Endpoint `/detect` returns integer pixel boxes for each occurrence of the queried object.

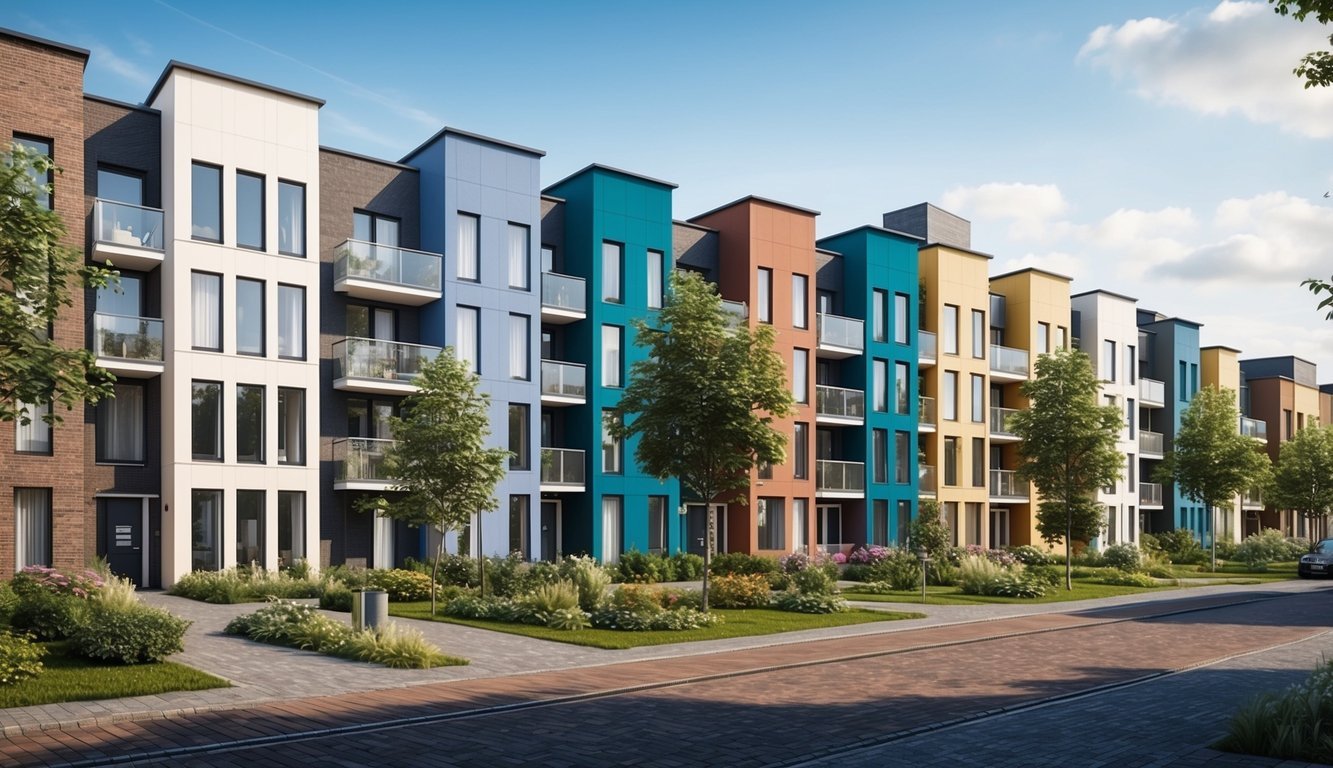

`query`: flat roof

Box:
[84,93,160,116]
[400,126,545,165]
[689,194,821,222]
[319,145,418,172]
[815,247,841,257]
[1201,344,1244,353]
[541,193,565,204]
[673,219,717,233]
[146,60,325,108]
[817,223,925,243]
[0,27,89,63]
[1071,288,1139,303]
[1138,313,1203,329]
[919,242,994,260]
[990,266,1073,283]
[1240,354,1318,367]
[544,163,677,193]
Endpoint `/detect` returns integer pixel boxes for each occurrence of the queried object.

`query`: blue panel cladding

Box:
[816,227,920,545]
[1142,316,1204,539]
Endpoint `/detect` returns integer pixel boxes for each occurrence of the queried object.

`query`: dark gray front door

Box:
[104,498,143,585]
[686,505,707,556]
[540,500,560,562]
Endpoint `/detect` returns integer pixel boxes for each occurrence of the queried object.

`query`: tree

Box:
[1156,387,1273,570]
[1271,1,1333,88]
[611,271,794,611]
[359,353,509,613]
[1269,423,1333,540]
[1301,276,1333,320]
[1008,348,1124,590]
[1,142,115,425]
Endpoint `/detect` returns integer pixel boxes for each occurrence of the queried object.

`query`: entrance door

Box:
[104,498,143,586]
[817,504,842,554]
[540,500,561,561]
[685,504,727,555]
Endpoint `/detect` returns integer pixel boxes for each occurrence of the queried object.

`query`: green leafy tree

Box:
[1301,276,1333,320]
[359,353,509,613]
[1269,423,1333,541]
[1156,387,1273,570]
[611,271,794,610]
[1008,348,1125,589]
[908,498,950,559]
[1271,0,1333,88]
[1,143,115,425]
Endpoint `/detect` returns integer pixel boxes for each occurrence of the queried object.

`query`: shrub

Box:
[1284,537,1314,560]
[367,569,435,602]
[288,612,351,653]
[345,622,454,669]
[1071,548,1105,567]
[523,580,580,615]
[772,592,847,613]
[320,580,354,612]
[564,556,613,611]
[927,560,958,587]
[1236,529,1295,571]
[482,553,531,598]
[709,552,778,577]
[1102,544,1143,572]
[607,584,665,614]
[957,555,1007,595]
[669,552,704,580]
[0,581,16,626]
[1028,565,1064,587]
[1008,545,1052,566]
[1218,657,1333,762]
[961,545,1017,567]
[846,545,892,565]
[546,607,591,630]
[11,590,86,640]
[168,570,251,604]
[433,554,479,587]
[869,549,924,591]
[525,561,563,587]
[617,549,665,584]
[226,601,319,644]
[985,571,1047,598]
[69,602,190,664]
[1154,528,1205,564]
[228,601,457,669]
[322,564,372,589]
[791,566,835,596]
[11,565,104,600]
[0,632,45,686]
[1145,563,1177,579]
[95,575,140,612]
[1097,570,1158,588]
[910,500,952,558]
[1215,539,1239,560]
[708,574,771,608]
[841,564,873,582]
[245,569,322,600]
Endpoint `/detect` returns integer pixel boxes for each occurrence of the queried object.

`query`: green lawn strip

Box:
[0,642,229,709]
[842,581,1163,606]
[388,603,922,650]
[1165,561,1298,580]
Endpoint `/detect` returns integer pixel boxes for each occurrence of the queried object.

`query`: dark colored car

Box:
[1298,539,1333,578]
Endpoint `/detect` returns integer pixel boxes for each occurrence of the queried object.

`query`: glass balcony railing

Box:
[541,447,585,486]
[1140,482,1163,506]
[815,384,865,421]
[990,406,1020,437]
[332,338,442,382]
[1239,416,1268,441]
[93,199,164,251]
[541,272,586,314]
[817,459,865,493]
[92,312,163,362]
[1242,487,1264,506]
[334,239,441,293]
[918,396,937,428]
[721,299,749,326]
[1139,430,1164,454]
[1138,377,1165,404]
[333,438,395,483]
[541,360,587,400]
[817,313,864,352]
[919,330,937,360]
[990,344,1029,377]
[990,469,1029,498]
[919,464,937,493]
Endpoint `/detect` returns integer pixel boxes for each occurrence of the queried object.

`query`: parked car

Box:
[1298,539,1333,578]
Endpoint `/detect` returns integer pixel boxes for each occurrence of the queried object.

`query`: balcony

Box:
[816,459,865,498]
[541,360,587,406]
[1139,377,1165,408]
[989,344,1029,381]
[1240,416,1268,442]
[91,199,164,271]
[333,438,397,492]
[1139,430,1164,458]
[721,300,749,328]
[1139,482,1163,508]
[989,406,1021,443]
[989,469,1029,500]
[1241,487,1264,509]
[815,384,865,426]
[918,330,937,368]
[541,272,586,324]
[92,313,164,378]
[919,464,937,495]
[541,447,586,492]
[918,396,937,432]
[816,313,864,359]
[332,337,442,396]
[333,239,442,306]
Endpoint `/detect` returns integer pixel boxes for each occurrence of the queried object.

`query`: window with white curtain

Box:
[277,180,305,256]
[508,313,529,380]
[97,383,144,463]
[15,488,51,570]
[792,274,808,329]
[793,348,808,403]
[601,496,622,564]
[508,223,529,290]
[647,250,664,309]
[15,401,50,453]
[602,410,623,474]
[601,325,622,387]
[457,213,479,280]
[791,499,807,552]
[278,491,305,567]
[191,271,221,350]
[456,306,479,373]
[873,359,888,412]
[277,388,305,465]
[758,268,772,323]
[602,242,622,303]
[374,513,394,569]
[648,496,667,554]
[277,284,305,359]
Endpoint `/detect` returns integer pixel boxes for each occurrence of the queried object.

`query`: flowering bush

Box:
[961,545,1017,567]
[227,601,456,668]
[68,602,190,664]
[11,565,104,600]
[708,574,772,608]
[1008,545,1053,566]
[1102,544,1142,572]
[846,546,891,565]
[831,552,848,564]
[367,569,435,602]
[772,592,847,614]
[0,632,45,686]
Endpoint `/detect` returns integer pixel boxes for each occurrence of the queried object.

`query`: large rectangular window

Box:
[354,211,399,246]
[1104,340,1117,382]
[943,305,959,354]
[278,491,306,567]
[456,306,479,373]
[277,388,305,465]
[602,241,623,303]
[894,293,909,344]
[277,180,305,256]
[15,401,50,454]
[509,313,530,380]
[191,162,221,242]
[236,278,265,356]
[508,404,530,470]
[873,289,888,342]
[648,496,668,554]
[792,499,808,553]
[602,497,622,564]
[757,497,785,550]
[872,500,889,546]
[792,274,808,329]
[14,488,52,570]
[895,431,910,483]
[602,325,622,387]
[873,428,888,484]
[508,223,530,290]
[895,361,910,414]
[236,490,265,566]
[942,371,958,421]
[236,384,265,464]
[873,359,888,412]
[457,213,480,280]
[192,381,222,461]
[758,268,773,323]
[602,410,623,474]
[793,422,809,479]
[793,348,809,403]
[972,437,985,487]
[1037,322,1050,355]
[509,495,530,560]
[972,310,985,359]
[15,136,52,210]
[971,374,984,423]
[191,490,221,571]
[191,271,221,351]
[277,284,305,360]
[236,171,265,250]
[97,383,144,463]
[943,436,959,486]
[647,250,664,309]
[1127,345,1137,384]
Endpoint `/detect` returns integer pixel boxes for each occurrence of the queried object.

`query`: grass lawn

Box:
[1162,561,1299,581]
[389,603,923,650]
[842,581,1166,605]
[0,642,229,709]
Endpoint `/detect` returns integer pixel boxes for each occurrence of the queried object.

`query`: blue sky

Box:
[7,0,1333,377]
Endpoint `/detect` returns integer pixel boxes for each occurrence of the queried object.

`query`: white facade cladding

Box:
[150,65,324,584]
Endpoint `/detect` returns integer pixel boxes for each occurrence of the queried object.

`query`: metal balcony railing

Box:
[541,360,587,400]
[1139,430,1164,454]
[333,438,395,483]
[541,447,585,486]
[1139,482,1163,506]
[918,396,937,428]
[1242,487,1264,507]
[816,384,865,420]
[333,239,442,293]
[990,469,1029,498]
[817,313,864,351]
[541,272,586,314]
[93,199,164,251]
[817,459,865,493]
[990,344,1029,377]
[92,312,163,361]
[333,337,442,382]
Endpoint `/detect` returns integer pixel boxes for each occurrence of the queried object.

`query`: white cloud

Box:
[88,43,153,88]
[940,182,1069,240]
[1079,1,1333,137]
[995,251,1086,281]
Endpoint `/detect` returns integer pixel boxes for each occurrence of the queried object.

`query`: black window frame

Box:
[236,277,266,357]
[190,161,223,244]
[14,134,53,210]
[191,269,223,352]
[191,379,224,462]
[235,170,266,251]
[277,283,306,361]
[235,383,266,464]
[277,178,307,257]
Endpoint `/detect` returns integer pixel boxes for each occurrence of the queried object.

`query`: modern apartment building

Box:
[1240,356,1324,538]
[1137,310,1205,540]
[1200,345,1265,543]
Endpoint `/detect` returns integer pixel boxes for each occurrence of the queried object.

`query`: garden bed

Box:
[843,581,1163,605]
[0,641,227,709]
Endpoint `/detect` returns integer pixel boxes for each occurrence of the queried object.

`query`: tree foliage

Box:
[1007,348,1124,589]
[359,352,509,612]
[1302,276,1333,320]
[1156,386,1273,516]
[611,271,794,609]
[0,143,115,424]
[1269,423,1333,538]
[1271,0,1333,88]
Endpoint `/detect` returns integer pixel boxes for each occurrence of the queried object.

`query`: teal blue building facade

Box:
[1137,312,1205,541]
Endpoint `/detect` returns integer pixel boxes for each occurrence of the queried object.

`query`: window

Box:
[1127,399,1136,437]
[895,362,910,414]
[971,374,984,423]
[191,271,222,351]
[97,271,143,316]
[191,162,221,242]
[236,171,265,250]
[508,495,531,559]
[972,437,985,487]
[14,401,50,454]
[792,499,808,552]
[509,314,530,380]
[648,496,668,554]
[894,293,909,344]
[647,250,664,309]
[1191,363,1198,396]
[509,404,530,470]
[873,500,889,546]
[972,310,985,359]
[1037,322,1049,355]
[236,385,265,464]
[758,268,773,323]
[191,381,222,461]
[1180,362,1188,400]
[602,241,622,303]
[601,497,622,564]
[541,245,555,272]
[354,211,399,246]
[873,289,888,342]
[944,436,959,486]
[793,348,809,403]
[15,489,52,569]
[895,431,910,483]
[793,422,809,479]
[456,306,479,373]
[1284,409,1293,440]
[277,180,305,256]
[98,167,144,206]
[1055,326,1067,350]
[873,359,888,412]
[758,460,773,480]
[277,284,305,359]
[943,305,959,354]
[98,383,144,463]
[236,278,265,356]
[457,213,480,280]
[602,410,623,474]
[1103,340,1116,382]
[757,498,785,550]
[236,490,265,566]
[792,274,808,329]
[943,371,958,421]
[278,492,306,567]
[15,136,52,210]
[191,490,221,571]
[602,325,622,387]
[508,223,530,290]
[873,429,888,484]
[1127,345,1137,384]
[897,500,912,545]
[277,388,305,465]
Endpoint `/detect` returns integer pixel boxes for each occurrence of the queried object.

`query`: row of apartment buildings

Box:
[3,29,1331,587]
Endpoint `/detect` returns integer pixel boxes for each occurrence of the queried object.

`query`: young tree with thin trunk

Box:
[1269,423,1333,541]
[611,271,793,611]
[1008,348,1125,590]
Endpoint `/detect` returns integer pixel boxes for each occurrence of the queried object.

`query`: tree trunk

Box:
[702,508,712,613]
[1065,503,1073,591]
[477,511,486,599]
[431,528,445,615]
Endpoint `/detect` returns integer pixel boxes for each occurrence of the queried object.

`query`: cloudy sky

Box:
[7,0,1333,376]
